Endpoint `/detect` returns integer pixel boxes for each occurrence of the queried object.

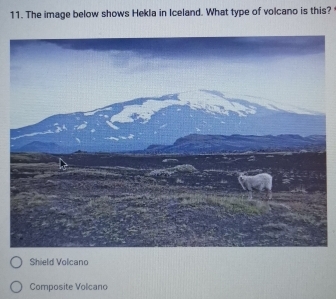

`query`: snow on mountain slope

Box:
[11,130,54,140]
[105,90,318,128]
[109,99,179,124]
[202,90,320,115]
[83,107,113,116]
[10,89,325,153]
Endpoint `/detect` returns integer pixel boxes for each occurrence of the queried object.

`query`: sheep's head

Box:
[238,174,246,188]
[238,173,246,180]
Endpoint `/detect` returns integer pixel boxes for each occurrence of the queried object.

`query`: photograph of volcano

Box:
[10,37,326,247]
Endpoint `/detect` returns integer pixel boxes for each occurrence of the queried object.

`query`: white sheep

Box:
[238,173,272,200]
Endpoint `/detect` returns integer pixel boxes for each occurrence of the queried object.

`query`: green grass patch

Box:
[178,192,269,215]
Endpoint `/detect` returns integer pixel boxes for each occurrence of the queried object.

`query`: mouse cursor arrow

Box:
[59,158,68,170]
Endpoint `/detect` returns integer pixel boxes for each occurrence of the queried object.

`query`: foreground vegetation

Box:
[11,152,327,246]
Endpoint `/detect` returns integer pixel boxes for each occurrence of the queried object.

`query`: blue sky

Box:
[10,36,325,128]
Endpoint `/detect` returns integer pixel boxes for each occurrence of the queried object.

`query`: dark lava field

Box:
[10,151,327,247]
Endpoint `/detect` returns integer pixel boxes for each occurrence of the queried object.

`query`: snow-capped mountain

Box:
[10,90,325,153]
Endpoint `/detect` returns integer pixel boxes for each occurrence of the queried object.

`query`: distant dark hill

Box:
[143,134,326,154]
[16,141,67,154]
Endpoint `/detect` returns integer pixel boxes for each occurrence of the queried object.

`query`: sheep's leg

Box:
[267,190,272,200]
[262,190,268,201]
[247,190,253,200]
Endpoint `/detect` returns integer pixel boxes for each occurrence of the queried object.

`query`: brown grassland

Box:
[10,151,327,247]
